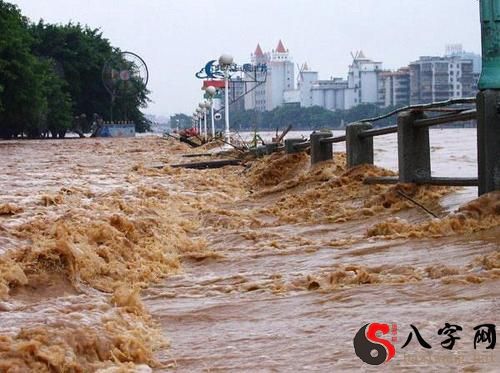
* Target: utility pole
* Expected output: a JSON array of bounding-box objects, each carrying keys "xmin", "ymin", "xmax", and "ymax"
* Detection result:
[{"xmin": 477, "ymin": 0, "xmax": 500, "ymax": 195}]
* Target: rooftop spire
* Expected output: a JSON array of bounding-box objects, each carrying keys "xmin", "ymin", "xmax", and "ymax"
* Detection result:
[
  {"xmin": 276, "ymin": 40, "xmax": 286, "ymax": 53},
  {"xmin": 254, "ymin": 43, "xmax": 264, "ymax": 57},
  {"xmin": 357, "ymin": 50, "xmax": 366, "ymax": 59}
]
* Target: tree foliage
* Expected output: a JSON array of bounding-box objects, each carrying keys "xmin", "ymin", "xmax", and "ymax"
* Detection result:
[
  {"xmin": 0, "ymin": 1, "xmax": 45, "ymax": 138},
  {"xmin": 227, "ymin": 103, "xmax": 401, "ymax": 132},
  {"xmin": 0, "ymin": 1, "xmax": 150, "ymax": 138},
  {"xmin": 169, "ymin": 113, "xmax": 192, "ymax": 129}
]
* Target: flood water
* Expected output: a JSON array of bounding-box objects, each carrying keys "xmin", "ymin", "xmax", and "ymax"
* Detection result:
[{"xmin": 0, "ymin": 129, "xmax": 498, "ymax": 372}]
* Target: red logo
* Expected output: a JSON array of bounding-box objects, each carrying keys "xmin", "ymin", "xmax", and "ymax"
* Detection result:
[{"xmin": 353, "ymin": 323, "xmax": 396, "ymax": 365}]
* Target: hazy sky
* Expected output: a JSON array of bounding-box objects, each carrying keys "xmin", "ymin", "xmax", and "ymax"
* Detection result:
[{"xmin": 11, "ymin": 0, "xmax": 481, "ymax": 117}]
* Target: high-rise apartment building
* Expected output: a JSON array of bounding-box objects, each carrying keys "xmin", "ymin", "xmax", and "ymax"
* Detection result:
[
  {"xmin": 409, "ymin": 56, "xmax": 475, "ymax": 104},
  {"xmin": 378, "ymin": 68, "xmax": 410, "ymax": 107}
]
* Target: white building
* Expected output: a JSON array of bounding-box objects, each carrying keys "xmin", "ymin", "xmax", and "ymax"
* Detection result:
[
  {"xmin": 301, "ymin": 51, "xmax": 383, "ymax": 111},
  {"xmin": 310, "ymin": 78, "xmax": 348, "ymax": 110},
  {"xmin": 267, "ymin": 40, "xmax": 295, "ymax": 110},
  {"xmin": 444, "ymin": 44, "xmax": 481, "ymax": 92},
  {"xmin": 244, "ymin": 41, "xmax": 295, "ymax": 111},
  {"xmin": 283, "ymin": 89, "xmax": 300, "ymax": 104},
  {"xmin": 297, "ymin": 63, "xmax": 318, "ymax": 107},
  {"xmin": 445, "ymin": 44, "xmax": 481, "ymax": 74},
  {"xmin": 344, "ymin": 51, "xmax": 383, "ymax": 109}
]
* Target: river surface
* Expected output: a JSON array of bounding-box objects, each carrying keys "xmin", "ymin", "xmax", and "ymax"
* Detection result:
[{"xmin": 0, "ymin": 129, "xmax": 498, "ymax": 372}]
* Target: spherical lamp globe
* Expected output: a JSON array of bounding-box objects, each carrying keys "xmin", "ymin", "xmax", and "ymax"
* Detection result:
[
  {"xmin": 206, "ymin": 86, "xmax": 216, "ymax": 96},
  {"xmin": 219, "ymin": 54, "xmax": 234, "ymax": 67}
]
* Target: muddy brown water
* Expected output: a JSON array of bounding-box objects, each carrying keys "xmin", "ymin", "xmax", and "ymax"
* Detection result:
[{"xmin": 0, "ymin": 134, "xmax": 498, "ymax": 372}]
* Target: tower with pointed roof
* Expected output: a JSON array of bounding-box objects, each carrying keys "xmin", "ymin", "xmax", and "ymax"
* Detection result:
[
  {"xmin": 272, "ymin": 39, "xmax": 289, "ymax": 61},
  {"xmin": 245, "ymin": 44, "xmax": 271, "ymax": 111},
  {"xmin": 245, "ymin": 41, "xmax": 295, "ymax": 111},
  {"xmin": 268, "ymin": 40, "xmax": 295, "ymax": 110},
  {"xmin": 251, "ymin": 43, "xmax": 269, "ymax": 65}
]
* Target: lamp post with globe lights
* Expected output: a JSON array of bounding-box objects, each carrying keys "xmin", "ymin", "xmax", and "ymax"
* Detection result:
[
  {"xmin": 202, "ymin": 101, "xmax": 211, "ymax": 141},
  {"xmin": 199, "ymin": 101, "xmax": 208, "ymax": 141},
  {"xmin": 195, "ymin": 108, "xmax": 202, "ymax": 136},
  {"xmin": 218, "ymin": 54, "xmax": 234, "ymax": 145},
  {"xmin": 205, "ymin": 86, "xmax": 217, "ymax": 138}
]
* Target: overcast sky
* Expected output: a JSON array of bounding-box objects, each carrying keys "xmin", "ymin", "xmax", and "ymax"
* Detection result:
[{"xmin": 11, "ymin": 0, "xmax": 481, "ymax": 117}]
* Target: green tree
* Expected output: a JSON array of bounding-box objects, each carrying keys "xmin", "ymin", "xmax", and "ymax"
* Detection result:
[
  {"xmin": 169, "ymin": 113, "xmax": 192, "ymax": 129},
  {"xmin": 223, "ymin": 102, "xmax": 405, "ymax": 132},
  {"xmin": 29, "ymin": 21, "xmax": 151, "ymax": 133},
  {"xmin": 42, "ymin": 60, "xmax": 72, "ymax": 137},
  {"xmin": 0, "ymin": 1, "xmax": 46, "ymax": 138},
  {"xmin": 0, "ymin": 3, "xmax": 151, "ymax": 138}
]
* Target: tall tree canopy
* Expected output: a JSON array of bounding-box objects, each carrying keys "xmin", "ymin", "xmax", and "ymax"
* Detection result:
[
  {"xmin": 0, "ymin": 1, "xmax": 47, "ymax": 138},
  {"xmin": 0, "ymin": 0, "xmax": 151, "ymax": 138}
]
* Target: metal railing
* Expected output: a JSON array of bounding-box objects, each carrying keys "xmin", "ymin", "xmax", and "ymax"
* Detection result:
[{"xmin": 284, "ymin": 98, "xmax": 480, "ymax": 189}]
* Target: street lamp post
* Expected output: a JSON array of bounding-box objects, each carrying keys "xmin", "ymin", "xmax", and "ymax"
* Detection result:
[
  {"xmin": 199, "ymin": 102, "xmax": 208, "ymax": 142},
  {"xmin": 219, "ymin": 54, "xmax": 234, "ymax": 146},
  {"xmin": 205, "ymin": 86, "xmax": 217, "ymax": 139},
  {"xmin": 199, "ymin": 113, "xmax": 202, "ymax": 136},
  {"xmin": 196, "ymin": 108, "xmax": 202, "ymax": 136},
  {"xmin": 203, "ymin": 107, "xmax": 207, "ymax": 141},
  {"xmin": 199, "ymin": 101, "xmax": 210, "ymax": 141},
  {"xmin": 202, "ymin": 101, "xmax": 211, "ymax": 142}
]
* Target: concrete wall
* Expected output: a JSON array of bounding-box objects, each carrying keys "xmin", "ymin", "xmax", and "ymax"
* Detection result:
[
  {"xmin": 299, "ymin": 71, "xmax": 318, "ymax": 107},
  {"xmin": 360, "ymin": 70, "xmax": 379, "ymax": 103},
  {"xmin": 311, "ymin": 88, "xmax": 325, "ymax": 107}
]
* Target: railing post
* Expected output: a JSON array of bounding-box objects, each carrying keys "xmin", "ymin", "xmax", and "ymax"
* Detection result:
[
  {"xmin": 310, "ymin": 131, "xmax": 333, "ymax": 165},
  {"xmin": 397, "ymin": 111, "xmax": 431, "ymax": 183},
  {"xmin": 250, "ymin": 145, "xmax": 267, "ymax": 158},
  {"xmin": 265, "ymin": 142, "xmax": 279, "ymax": 155},
  {"xmin": 477, "ymin": 91, "xmax": 500, "ymax": 195},
  {"xmin": 285, "ymin": 138, "xmax": 303, "ymax": 154},
  {"xmin": 346, "ymin": 122, "xmax": 373, "ymax": 168}
]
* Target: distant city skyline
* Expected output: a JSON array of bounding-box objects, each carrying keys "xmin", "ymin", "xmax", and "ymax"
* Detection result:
[{"xmin": 10, "ymin": 0, "xmax": 481, "ymax": 116}]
